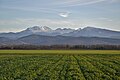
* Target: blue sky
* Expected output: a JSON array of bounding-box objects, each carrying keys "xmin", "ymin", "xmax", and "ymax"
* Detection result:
[{"xmin": 0, "ymin": 0, "xmax": 120, "ymax": 32}]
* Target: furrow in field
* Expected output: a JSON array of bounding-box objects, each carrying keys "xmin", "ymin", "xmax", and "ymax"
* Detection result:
[
  {"xmin": 75, "ymin": 55, "xmax": 112, "ymax": 80},
  {"xmin": 85, "ymin": 55, "xmax": 120, "ymax": 76},
  {"xmin": 35, "ymin": 55, "xmax": 64, "ymax": 79},
  {"xmin": 87, "ymin": 54, "xmax": 120, "ymax": 65},
  {"xmin": 64, "ymin": 55, "xmax": 86, "ymax": 80},
  {"xmin": 0, "ymin": 55, "xmax": 62, "ymax": 80},
  {"xmin": 43, "ymin": 55, "xmax": 67, "ymax": 80},
  {"xmin": 85, "ymin": 55, "xmax": 120, "ymax": 80}
]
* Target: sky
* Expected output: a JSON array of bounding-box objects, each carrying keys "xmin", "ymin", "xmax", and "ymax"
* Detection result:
[{"xmin": 0, "ymin": 0, "xmax": 120, "ymax": 32}]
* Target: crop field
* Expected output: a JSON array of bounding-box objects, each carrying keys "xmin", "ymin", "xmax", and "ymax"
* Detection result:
[{"xmin": 0, "ymin": 50, "xmax": 120, "ymax": 80}]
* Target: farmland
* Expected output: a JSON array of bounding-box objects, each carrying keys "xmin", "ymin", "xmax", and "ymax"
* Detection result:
[{"xmin": 0, "ymin": 50, "xmax": 120, "ymax": 80}]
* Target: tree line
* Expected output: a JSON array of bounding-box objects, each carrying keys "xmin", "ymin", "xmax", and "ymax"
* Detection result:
[{"xmin": 0, "ymin": 44, "xmax": 120, "ymax": 50}]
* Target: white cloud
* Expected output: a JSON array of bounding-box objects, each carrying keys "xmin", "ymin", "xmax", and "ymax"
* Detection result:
[
  {"xmin": 1, "ymin": 6, "xmax": 60, "ymax": 14},
  {"xmin": 0, "ymin": 18, "xmax": 82, "ymax": 31},
  {"xmin": 1, "ymin": 6, "xmax": 71, "ymax": 18},
  {"xmin": 53, "ymin": 0, "xmax": 120, "ymax": 7},
  {"xmin": 53, "ymin": 0, "xmax": 107, "ymax": 7},
  {"xmin": 59, "ymin": 12, "xmax": 70, "ymax": 18},
  {"xmin": 0, "ymin": 18, "xmax": 119, "ymax": 32},
  {"xmin": 98, "ymin": 17, "xmax": 113, "ymax": 21},
  {"xmin": 109, "ymin": 0, "xmax": 120, "ymax": 3}
]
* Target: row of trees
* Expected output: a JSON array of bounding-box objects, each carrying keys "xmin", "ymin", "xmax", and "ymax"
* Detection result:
[{"xmin": 0, "ymin": 44, "xmax": 120, "ymax": 50}]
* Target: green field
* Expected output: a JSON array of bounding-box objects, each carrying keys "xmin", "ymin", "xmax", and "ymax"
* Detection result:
[
  {"xmin": 0, "ymin": 50, "xmax": 120, "ymax": 80},
  {"xmin": 0, "ymin": 50, "xmax": 120, "ymax": 55}
]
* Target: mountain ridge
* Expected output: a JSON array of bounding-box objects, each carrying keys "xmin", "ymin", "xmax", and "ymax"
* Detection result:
[{"xmin": 0, "ymin": 26, "xmax": 120, "ymax": 39}]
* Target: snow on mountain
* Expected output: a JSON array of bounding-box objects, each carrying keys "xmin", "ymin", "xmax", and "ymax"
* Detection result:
[
  {"xmin": 0, "ymin": 26, "xmax": 120, "ymax": 39},
  {"xmin": 54, "ymin": 28, "xmax": 75, "ymax": 34},
  {"xmin": 26, "ymin": 26, "xmax": 52, "ymax": 33},
  {"xmin": 63, "ymin": 26, "xmax": 120, "ymax": 39}
]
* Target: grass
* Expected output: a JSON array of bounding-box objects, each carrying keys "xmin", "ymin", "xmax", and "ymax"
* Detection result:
[{"xmin": 0, "ymin": 50, "xmax": 120, "ymax": 55}]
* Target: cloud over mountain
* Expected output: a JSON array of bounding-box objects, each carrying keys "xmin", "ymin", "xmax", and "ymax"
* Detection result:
[{"xmin": 59, "ymin": 12, "xmax": 70, "ymax": 18}]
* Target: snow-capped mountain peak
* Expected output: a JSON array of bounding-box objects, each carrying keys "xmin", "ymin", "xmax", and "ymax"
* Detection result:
[
  {"xmin": 55, "ymin": 28, "xmax": 75, "ymax": 34},
  {"xmin": 82, "ymin": 26, "xmax": 96, "ymax": 30},
  {"xmin": 76, "ymin": 28, "xmax": 81, "ymax": 31},
  {"xmin": 40, "ymin": 26, "xmax": 52, "ymax": 32},
  {"xmin": 26, "ymin": 26, "xmax": 52, "ymax": 32}
]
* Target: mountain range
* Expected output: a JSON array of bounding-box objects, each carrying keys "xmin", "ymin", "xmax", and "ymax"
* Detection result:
[{"xmin": 0, "ymin": 26, "xmax": 120, "ymax": 45}]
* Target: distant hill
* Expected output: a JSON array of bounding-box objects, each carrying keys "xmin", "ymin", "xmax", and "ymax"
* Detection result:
[
  {"xmin": 0, "ymin": 35, "xmax": 120, "ymax": 45},
  {"xmin": 0, "ymin": 37, "xmax": 23, "ymax": 45}
]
